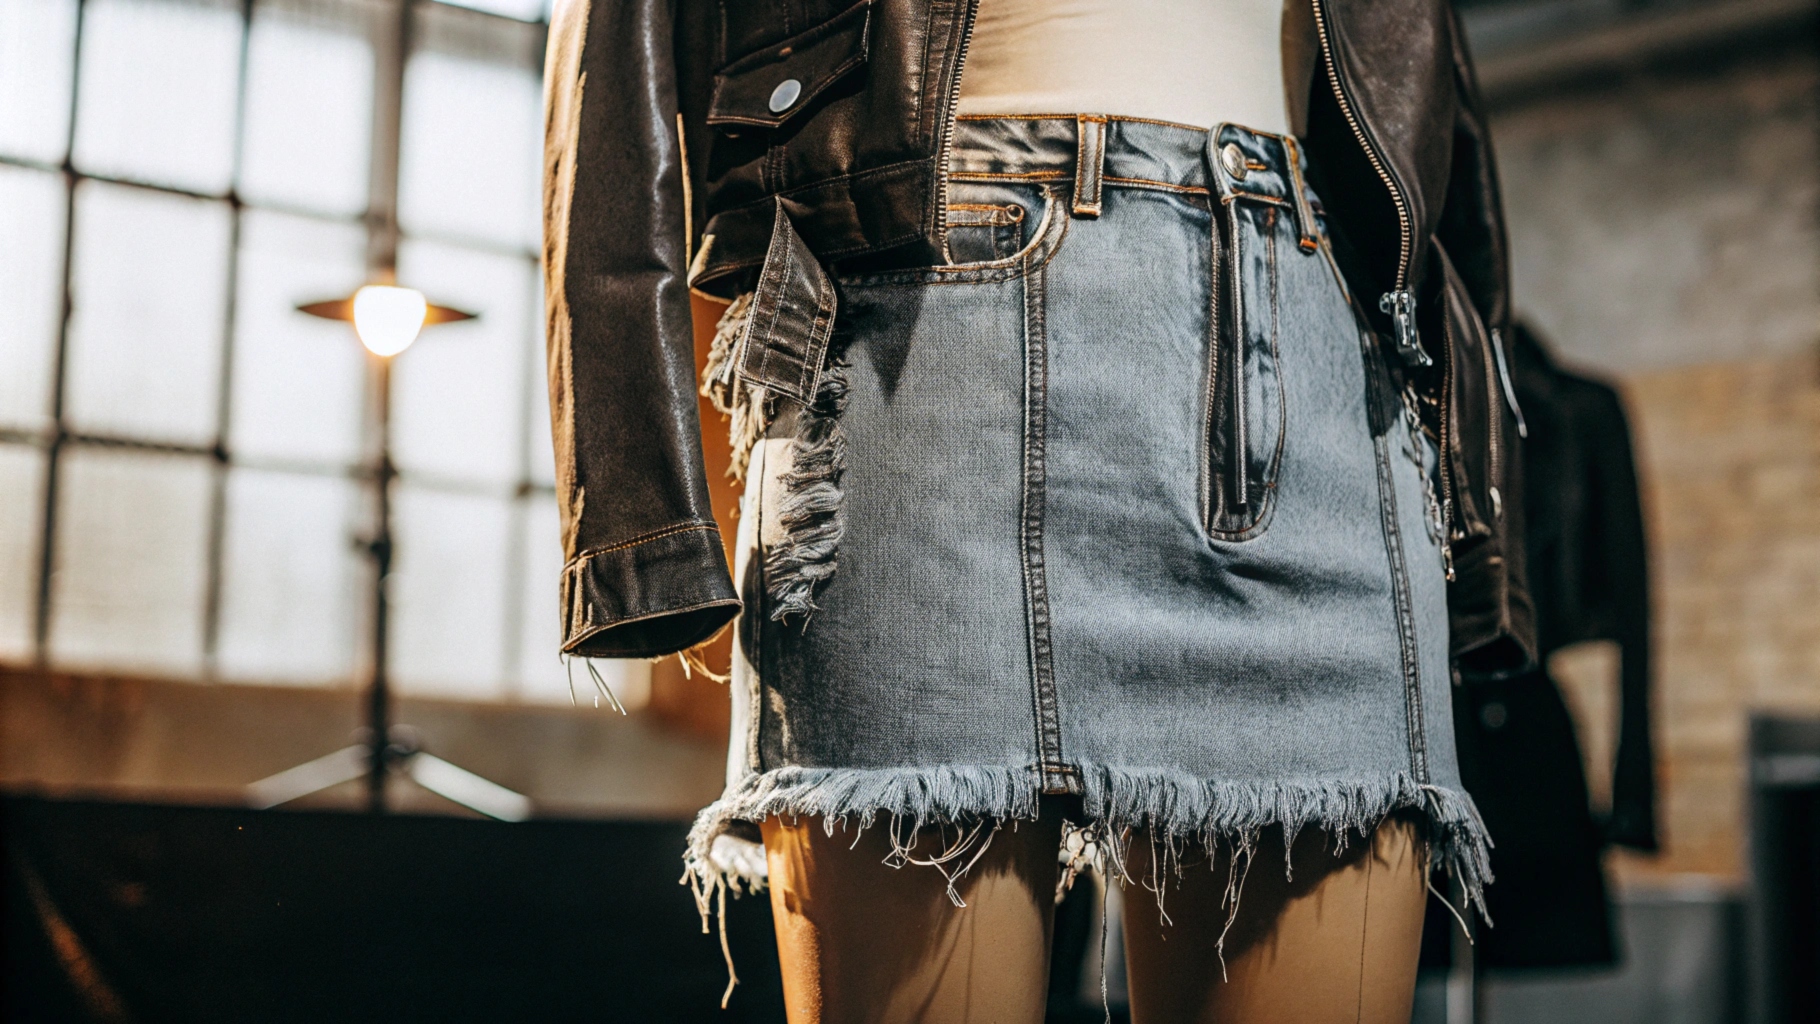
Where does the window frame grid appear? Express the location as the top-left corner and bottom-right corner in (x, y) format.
(0, 0), (555, 698)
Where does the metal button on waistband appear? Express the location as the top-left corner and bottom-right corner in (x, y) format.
(768, 79), (802, 113)
(1220, 142), (1248, 181)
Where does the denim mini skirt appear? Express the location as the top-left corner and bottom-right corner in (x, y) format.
(689, 116), (1489, 912)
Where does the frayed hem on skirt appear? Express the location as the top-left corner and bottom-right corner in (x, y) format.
(683, 764), (1491, 1002)
(682, 762), (1491, 925)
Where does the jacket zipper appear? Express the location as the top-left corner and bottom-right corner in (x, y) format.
(1312, 0), (1451, 572)
(1309, 0), (1430, 369)
(934, 0), (981, 263)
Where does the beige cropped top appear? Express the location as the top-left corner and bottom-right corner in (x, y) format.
(956, 0), (1320, 138)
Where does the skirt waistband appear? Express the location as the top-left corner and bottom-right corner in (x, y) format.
(949, 115), (1318, 218)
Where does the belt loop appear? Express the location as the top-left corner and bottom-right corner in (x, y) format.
(735, 199), (838, 406)
(1072, 114), (1107, 218)
(1281, 135), (1320, 254)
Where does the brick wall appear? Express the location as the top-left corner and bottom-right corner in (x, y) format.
(1593, 353), (1819, 883)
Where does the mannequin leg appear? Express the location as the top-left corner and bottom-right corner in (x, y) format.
(761, 812), (1062, 1024)
(1121, 816), (1428, 1024)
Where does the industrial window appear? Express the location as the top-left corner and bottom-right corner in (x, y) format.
(0, 0), (636, 705)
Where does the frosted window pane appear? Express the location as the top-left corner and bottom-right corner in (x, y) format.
(238, 8), (372, 217)
(397, 51), (540, 249)
(392, 241), (530, 486)
(66, 182), (231, 445)
(435, 0), (546, 22)
(72, 0), (243, 195)
(216, 468), (361, 684)
(0, 0), (79, 164)
(514, 494), (565, 700)
(391, 486), (509, 698)
(48, 447), (212, 675)
(0, 166), (66, 432)
(229, 210), (367, 466)
(0, 445), (47, 661)
(525, 278), (556, 488)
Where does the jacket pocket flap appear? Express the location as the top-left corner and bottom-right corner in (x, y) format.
(708, 0), (871, 129)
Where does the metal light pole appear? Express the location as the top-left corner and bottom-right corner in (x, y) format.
(359, 0), (409, 814)
(247, 0), (526, 820)
(325, 286), (442, 812)
(319, 286), (476, 811)
(359, 0), (413, 813)
(251, 285), (537, 820)
(320, 287), (473, 812)
(369, 351), (392, 811)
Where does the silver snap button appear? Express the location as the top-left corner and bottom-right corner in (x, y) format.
(768, 78), (802, 113)
(1220, 142), (1248, 180)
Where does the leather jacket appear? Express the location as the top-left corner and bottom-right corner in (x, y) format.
(542, 0), (1536, 669)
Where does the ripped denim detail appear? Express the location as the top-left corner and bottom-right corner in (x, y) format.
(701, 293), (769, 485)
(761, 363), (848, 620)
(703, 294), (851, 622)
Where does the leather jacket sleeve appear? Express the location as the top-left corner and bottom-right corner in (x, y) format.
(1584, 383), (1658, 850)
(542, 0), (739, 659)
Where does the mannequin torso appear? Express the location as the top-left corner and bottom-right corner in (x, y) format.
(957, 0), (1321, 136)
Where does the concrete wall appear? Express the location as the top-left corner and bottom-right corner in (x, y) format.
(1497, 47), (1819, 374)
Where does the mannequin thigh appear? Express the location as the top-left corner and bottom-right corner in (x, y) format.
(761, 812), (1063, 1024)
(1121, 816), (1428, 1024)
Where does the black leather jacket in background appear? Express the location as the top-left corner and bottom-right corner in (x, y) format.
(542, 0), (1536, 667)
(1507, 324), (1656, 848)
(1423, 323), (1657, 971)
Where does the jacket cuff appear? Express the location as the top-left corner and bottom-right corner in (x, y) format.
(561, 524), (740, 659)
(1448, 536), (1538, 674)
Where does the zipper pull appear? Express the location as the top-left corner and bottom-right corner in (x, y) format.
(1490, 328), (1529, 438)
(1379, 290), (1432, 368)
(1442, 542), (1456, 582)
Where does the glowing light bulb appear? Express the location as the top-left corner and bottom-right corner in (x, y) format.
(351, 285), (428, 357)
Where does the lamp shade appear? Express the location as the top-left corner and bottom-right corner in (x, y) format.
(297, 285), (476, 355)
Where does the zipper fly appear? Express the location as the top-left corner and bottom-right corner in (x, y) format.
(1202, 173), (1224, 525)
(1226, 201), (1248, 511)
